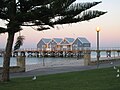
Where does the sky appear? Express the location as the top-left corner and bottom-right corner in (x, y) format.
(0, 0), (120, 48)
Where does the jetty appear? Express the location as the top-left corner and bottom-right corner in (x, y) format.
(0, 47), (120, 58)
(1, 47), (120, 73)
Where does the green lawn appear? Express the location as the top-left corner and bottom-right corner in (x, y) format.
(0, 67), (120, 90)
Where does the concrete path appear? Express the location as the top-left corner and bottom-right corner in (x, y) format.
(10, 60), (120, 78)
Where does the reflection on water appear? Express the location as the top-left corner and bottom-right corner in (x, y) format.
(0, 52), (119, 67)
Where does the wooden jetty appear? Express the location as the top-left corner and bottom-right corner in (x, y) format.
(0, 47), (120, 58)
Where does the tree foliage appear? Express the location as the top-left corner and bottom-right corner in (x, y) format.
(14, 35), (24, 50)
(0, 0), (106, 82)
(0, 0), (106, 33)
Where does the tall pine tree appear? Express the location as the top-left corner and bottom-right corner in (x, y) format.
(0, 0), (106, 82)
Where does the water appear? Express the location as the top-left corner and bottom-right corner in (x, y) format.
(91, 51), (118, 58)
(0, 57), (79, 67)
(0, 52), (119, 67)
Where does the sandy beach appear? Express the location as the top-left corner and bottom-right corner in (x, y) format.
(26, 59), (84, 71)
(25, 56), (120, 71)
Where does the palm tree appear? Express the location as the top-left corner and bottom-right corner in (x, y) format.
(0, 0), (106, 82)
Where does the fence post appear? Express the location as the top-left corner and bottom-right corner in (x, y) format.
(17, 56), (26, 72)
(84, 50), (91, 66)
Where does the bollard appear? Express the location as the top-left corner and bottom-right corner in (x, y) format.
(84, 50), (91, 66)
(17, 56), (26, 72)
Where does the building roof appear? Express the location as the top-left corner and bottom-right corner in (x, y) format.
(53, 38), (63, 43)
(65, 38), (75, 44)
(78, 37), (90, 44)
(42, 38), (51, 44)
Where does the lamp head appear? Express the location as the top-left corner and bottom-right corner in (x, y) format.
(96, 27), (100, 32)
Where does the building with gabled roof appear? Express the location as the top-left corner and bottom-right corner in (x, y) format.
(72, 37), (91, 50)
(48, 38), (63, 51)
(37, 38), (52, 50)
(37, 37), (90, 51)
(60, 38), (75, 51)
(78, 37), (90, 44)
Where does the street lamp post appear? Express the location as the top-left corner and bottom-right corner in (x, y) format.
(96, 27), (100, 68)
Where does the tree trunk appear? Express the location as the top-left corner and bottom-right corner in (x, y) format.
(1, 32), (15, 82)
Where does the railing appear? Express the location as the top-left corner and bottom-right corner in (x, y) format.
(1, 47), (120, 52)
(91, 47), (120, 50)
(0, 48), (5, 52)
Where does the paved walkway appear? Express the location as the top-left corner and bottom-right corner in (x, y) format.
(9, 60), (120, 78)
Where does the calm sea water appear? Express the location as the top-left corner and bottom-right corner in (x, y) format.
(0, 57), (80, 67)
(0, 52), (118, 67)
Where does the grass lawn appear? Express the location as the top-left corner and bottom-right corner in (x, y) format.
(0, 67), (120, 90)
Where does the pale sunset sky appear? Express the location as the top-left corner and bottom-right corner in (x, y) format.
(0, 0), (120, 48)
